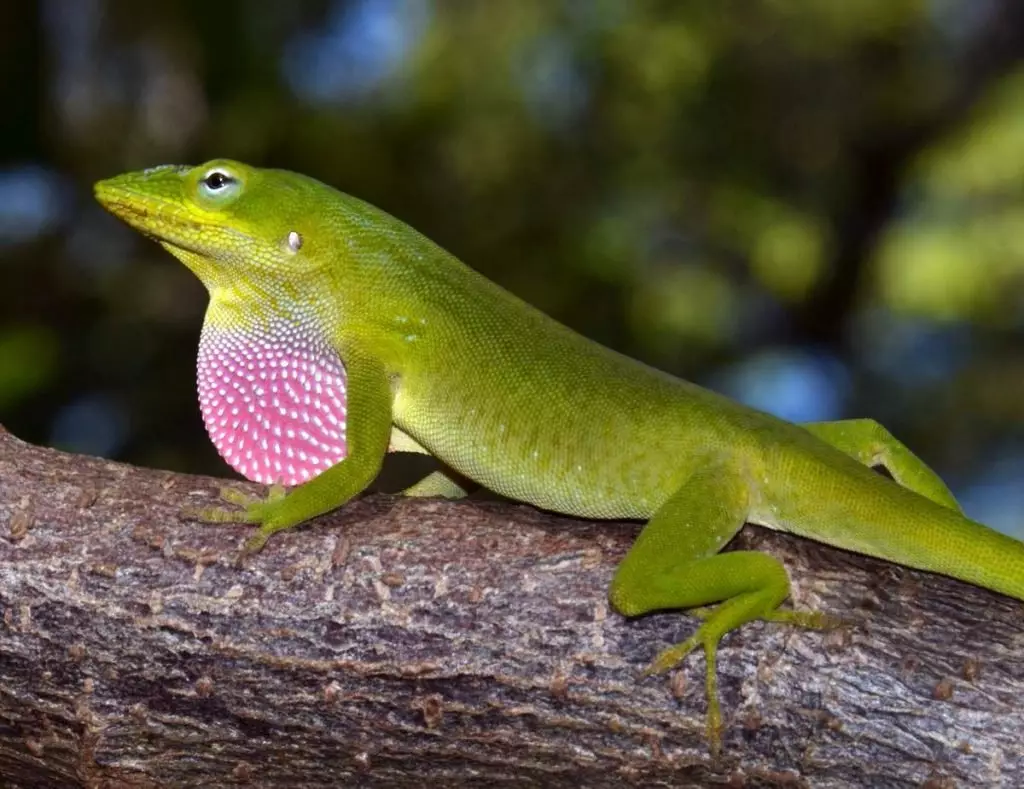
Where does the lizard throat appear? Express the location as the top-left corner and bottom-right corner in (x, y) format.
(197, 318), (348, 485)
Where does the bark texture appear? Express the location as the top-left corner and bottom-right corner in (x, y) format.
(0, 427), (1021, 788)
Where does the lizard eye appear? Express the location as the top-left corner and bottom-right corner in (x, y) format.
(202, 170), (234, 191)
(196, 167), (242, 206)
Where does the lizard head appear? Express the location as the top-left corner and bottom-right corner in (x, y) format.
(95, 160), (360, 485)
(94, 159), (339, 304)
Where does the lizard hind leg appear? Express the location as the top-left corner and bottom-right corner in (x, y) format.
(388, 427), (472, 499)
(802, 418), (962, 512)
(608, 459), (810, 753)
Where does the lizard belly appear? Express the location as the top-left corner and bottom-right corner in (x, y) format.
(395, 378), (711, 520)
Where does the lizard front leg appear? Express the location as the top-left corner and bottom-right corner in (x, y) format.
(193, 348), (393, 552)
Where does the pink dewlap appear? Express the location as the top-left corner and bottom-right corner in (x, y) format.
(197, 324), (348, 486)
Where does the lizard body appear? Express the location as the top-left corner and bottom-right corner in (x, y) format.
(95, 160), (1024, 751)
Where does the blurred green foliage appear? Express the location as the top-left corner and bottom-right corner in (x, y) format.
(0, 0), (1022, 532)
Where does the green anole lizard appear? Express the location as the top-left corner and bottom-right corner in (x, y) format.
(95, 160), (1024, 752)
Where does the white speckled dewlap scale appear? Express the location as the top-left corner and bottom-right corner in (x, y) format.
(197, 322), (348, 485)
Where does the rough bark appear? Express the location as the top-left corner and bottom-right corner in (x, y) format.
(0, 427), (1021, 789)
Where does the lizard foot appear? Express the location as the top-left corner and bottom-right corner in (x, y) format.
(183, 484), (289, 552)
(642, 632), (723, 755)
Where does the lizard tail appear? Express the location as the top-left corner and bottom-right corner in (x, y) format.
(777, 459), (1024, 603)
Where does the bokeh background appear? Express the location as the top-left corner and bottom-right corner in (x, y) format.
(2, 0), (1023, 537)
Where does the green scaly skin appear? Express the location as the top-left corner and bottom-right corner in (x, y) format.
(95, 160), (1024, 753)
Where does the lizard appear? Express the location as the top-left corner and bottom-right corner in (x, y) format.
(94, 159), (1024, 752)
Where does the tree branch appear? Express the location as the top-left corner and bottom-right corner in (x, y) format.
(0, 427), (1020, 787)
